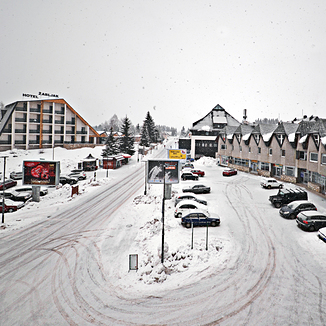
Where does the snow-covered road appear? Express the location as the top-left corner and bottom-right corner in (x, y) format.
(0, 144), (326, 325)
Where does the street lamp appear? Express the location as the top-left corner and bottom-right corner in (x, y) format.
(1, 156), (8, 224)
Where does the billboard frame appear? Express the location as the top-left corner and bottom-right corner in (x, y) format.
(147, 159), (179, 184)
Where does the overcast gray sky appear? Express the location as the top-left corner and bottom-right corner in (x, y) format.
(1, 0), (326, 130)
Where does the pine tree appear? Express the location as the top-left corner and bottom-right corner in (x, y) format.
(119, 116), (135, 156)
(140, 123), (150, 147)
(102, 127), (119, 156)
(140, 111), (157, 146)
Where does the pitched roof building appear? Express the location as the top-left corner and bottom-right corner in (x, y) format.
(0, 98), (100, 151)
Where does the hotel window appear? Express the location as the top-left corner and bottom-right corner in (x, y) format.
(221, 144), (227, 150)
(269, 148), (272, 155)
(249, 147), (251, 153)
(239, 146), (242, 152)
(310, 152), (318, 162)
(281, 149), (285, 157)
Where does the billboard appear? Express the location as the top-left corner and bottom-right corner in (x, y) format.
(168, 149), (187, 160)
(23, 160), (60, 186)
(147, 159), (179, 184)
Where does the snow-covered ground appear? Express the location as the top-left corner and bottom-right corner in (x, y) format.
(1, 142), (326, 325)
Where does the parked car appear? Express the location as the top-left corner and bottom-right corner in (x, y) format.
(10, 171), (23, 180)
(318, 227), (326, 242)
(182, 184), (211, 194)
(0, 190), (32, 202)
(59, 175), (78, 185)
(181, 172), (199, 181)
(222, 168), (237, 176)
(70, 169), (84, 174)
(181, 211), (220, 228)
(68, 171), (86, 180)
(0, 199), (24, 213)
(191, 169), (205, 177)
(174, 193), (207, 206)
(174, 200), (209, 218)
(260, 177), (283, 189)
(296, 211), (326, 231)
(0, 179), (17, 190)
(14, 186), (48, 196)
(269, 188), (308, 208)
(279, 200), (317, 219)
(182, 163), (194, 170)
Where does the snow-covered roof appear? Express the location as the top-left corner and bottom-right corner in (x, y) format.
(299, 135), (307, 143)
(321, 136), (326, 145)
(262, 132), (273, 142)
(213, 116), (227, 124)
(242, 133), (251, 141)
(200, 125), (211, 131)
(288, 133), (296, 142)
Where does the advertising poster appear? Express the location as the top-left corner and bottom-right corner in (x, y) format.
(23, 160), (60, 186)
(168, 149), (187, 160)
(147, 159), (179, 184)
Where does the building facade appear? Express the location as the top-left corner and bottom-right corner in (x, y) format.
(0, 98), (100, 151)
(216, 116), (326, 194)
(188, 104), (240, 159)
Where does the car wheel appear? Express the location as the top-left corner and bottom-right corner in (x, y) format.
(8, 208), (14, 213)
(274, 203), (281, 208)
(279, 185), (283, 189)
(267, 185), (271, 189)
(289, 214), (296, 220)
(177, 213), (182, 218)
(211, 221), (217, 227)
(185, 223), (191, 228)
(308, 225), (315, 232)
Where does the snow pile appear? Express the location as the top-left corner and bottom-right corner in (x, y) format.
(116, 189), (230, 292)
(195, 156), (217, 166)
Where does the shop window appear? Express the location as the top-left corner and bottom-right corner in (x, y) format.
(285, 166), (295, 177)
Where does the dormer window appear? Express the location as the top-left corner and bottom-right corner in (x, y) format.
(254, 134), (259, 143)
(236, 134), (241, 143)
(277, 134), (284, 145)
(313, 134), (320, 146)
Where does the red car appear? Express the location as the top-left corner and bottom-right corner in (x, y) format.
(222, 168), (237, 176)
(0, 179), (17, 190)
(191, 169), (205, 177)
(0, 199), (24, 213)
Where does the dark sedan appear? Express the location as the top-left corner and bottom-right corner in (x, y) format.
(59, 175), (78, 185)
(181, 211), (220, 228)
(296, 211), (326, 231)
(279, 200), (317, 219)
(182, 184), (211, 194)
(222, 168), (237, 176)
(1, 190), (32, 202)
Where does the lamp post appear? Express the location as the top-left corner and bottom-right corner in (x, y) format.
(161, 164), (166, 263)
(1, 156), (8, 224)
